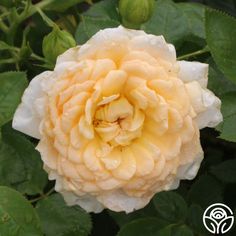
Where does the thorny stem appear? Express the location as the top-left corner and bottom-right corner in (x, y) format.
(31, 52), (45, 62)
(3, 0), (55, 44)
(0, 18), (8, 32)
(177, 46), (210, 60)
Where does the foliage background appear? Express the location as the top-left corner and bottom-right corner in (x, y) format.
(0, 0), (236, 235)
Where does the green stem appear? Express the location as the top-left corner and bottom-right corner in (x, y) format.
(31, 52), (45, 62)
(177, 46), (210, 60)
(36, 7), (55, 27)
(30, 188), (55, 203)
(0, 58), (15, 64)
(0, 19), (8, 32)
(6, 0), (55, 44)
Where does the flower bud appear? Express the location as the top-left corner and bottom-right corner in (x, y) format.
(119, 0), (155, 29)
(42, 26), (76, 64)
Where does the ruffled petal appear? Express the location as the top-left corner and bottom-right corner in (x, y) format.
(97, 190), (151, 213)
(178, 60), (208, 87)
(186, 81), (223, 129)
(12, 71), (53, 139)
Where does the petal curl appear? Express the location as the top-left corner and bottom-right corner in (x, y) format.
(97, 190), (151, 213)
(186, 81), (222, 129)
(12, 71), (53, 138)
(178, 60), (208, 87)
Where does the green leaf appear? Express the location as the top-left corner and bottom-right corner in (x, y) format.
(0, 72), (28, 127)
(218, 92), (236, 142)
(142, 0), (205, 47)
(35, 194), (92, 236)
(1, 123), (47, 195)
(142, 0), (185, 45)
(206, 9), (236, 83)
(171, 225), (193, 236)
(0, 186), (43, 236)
(117, 217), (169, 236)
(153, 191), (188, 223)
(0, 140), (26, 188)
(207, 59), (236, 97)
(75, 0), (120, 44)
(75, 16), (119, 44)
(109, 202), (157, 227)
(210, 159), (236, 183)
(45, 0), (84, 12)
(186, 204), (207, 235)
(187, 175), (223, 208)
(84, 0), (120, 21)
(177, 2), (206, 40)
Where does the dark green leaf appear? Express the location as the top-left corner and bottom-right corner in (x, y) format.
(75, 16), (119, 44)
(153, 191), (188, 223)
(218, 92), (236, 142)
(142, 0), (205, 46)
(45, 0), (84, 12)
(0, 72), (28, 127)
(36, 194), (92, 236)
(84, 0), (119, 21)
(0, 141), (26, 187)
(0, 186), (43, 236)
(206, 9), (236, 83)
(177, 2), (206, 40)
(75, 0), (120, 44)
(171, 225), (193, 236)
(187, 175), (223, 208)
(207, 59), (236, 97)
(186, 204), (207, 234)
(117, 217), (169, 236)
(211, 159), (236, 183)
(142, 0), (186, 46)
(0, 140), (26, 188)
(1, 123), (47, 195)
(109, 202), (157, 227)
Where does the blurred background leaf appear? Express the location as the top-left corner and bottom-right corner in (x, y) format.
(36, 193), (92, 236)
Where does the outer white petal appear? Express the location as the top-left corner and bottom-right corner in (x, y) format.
(12, 71), (53, 139)
(130, 35), (176, 63)
(61, 192), (104, 213)
(43, 168), (104, 213)
(176, 152), (203, 180)
(195, 89), (223, 129)
(178, 60), (208, 87)
(186, 81), (223, 129)
(87, 25), (145, 45)
(78, 26), (142, 58)
(78, 26), (176, 62)
(97, 190), (151, 213)
(54, 46), (81, 74)
(56, 46), (79, 65)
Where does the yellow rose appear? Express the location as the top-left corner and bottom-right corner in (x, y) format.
(13, 26), (222, 213)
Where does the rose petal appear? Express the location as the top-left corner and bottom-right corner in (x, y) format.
(178, 60), (208, 87)
(97, 189), (151, 213)
(186, 81), (223, 129)
(12, 71), (53, 138)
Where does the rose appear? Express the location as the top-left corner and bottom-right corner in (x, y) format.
(13, 26), (222, 213)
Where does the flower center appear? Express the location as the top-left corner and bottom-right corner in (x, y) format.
(93, 96), (145, 146)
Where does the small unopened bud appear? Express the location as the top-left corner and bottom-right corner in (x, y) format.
(119, 0), (155, 29)
(42, 26), (76, 64)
